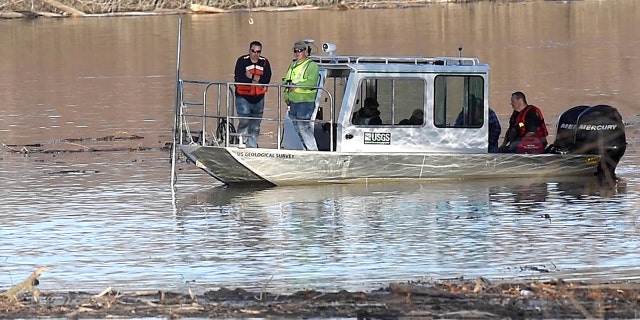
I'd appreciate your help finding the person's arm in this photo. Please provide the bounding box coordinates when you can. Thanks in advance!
[454,111,464,126]
[258,59,272,84]
[499,112,516,152]
[282,62,294,84]
[351,112,359,125]
[524,108,541,136]
[489,109,502,142]
[234,57,251,83]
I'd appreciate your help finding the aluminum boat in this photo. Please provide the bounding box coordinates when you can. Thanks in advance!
[171,32,625,187]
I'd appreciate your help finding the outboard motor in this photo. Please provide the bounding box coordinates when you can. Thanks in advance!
[553,105,591,151]
[551,105,626,176]
[573,105,626,174]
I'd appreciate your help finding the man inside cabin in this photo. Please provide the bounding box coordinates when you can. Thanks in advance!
[234,40,272,148]
[499,91,548,153]
[352,97,383,125]
[399,109,424,125]
[283,40,320,151]
[454,98,501,153]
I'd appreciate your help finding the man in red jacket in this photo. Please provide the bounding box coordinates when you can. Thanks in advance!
[499,91,549,153]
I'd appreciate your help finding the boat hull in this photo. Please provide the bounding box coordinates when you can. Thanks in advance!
[180,145,601,187]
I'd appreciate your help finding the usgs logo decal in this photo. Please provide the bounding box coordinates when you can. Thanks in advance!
[364,132,391,145]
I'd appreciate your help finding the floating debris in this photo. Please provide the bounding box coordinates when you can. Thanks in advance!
[2,134,167,154]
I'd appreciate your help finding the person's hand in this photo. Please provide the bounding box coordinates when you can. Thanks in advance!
[506,128,518,142]
[245,71,252,79]
[544,143,558,154]
[253,75,260,82]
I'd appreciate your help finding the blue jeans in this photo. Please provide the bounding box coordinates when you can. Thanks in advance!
[288,101,318,151]
[235,96,264,148]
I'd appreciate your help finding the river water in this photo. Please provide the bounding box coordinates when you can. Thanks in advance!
[1,1,640,294]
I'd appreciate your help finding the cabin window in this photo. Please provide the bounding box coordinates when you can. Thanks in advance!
[316,69,350,123]
[352,78,425,126]
[433,75,485,128]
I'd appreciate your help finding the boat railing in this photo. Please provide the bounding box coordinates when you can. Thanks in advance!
[177,79,334,150]
[312,55,480,66]
[177,79,229,147]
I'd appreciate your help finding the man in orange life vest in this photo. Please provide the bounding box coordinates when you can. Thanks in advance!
[234,41,272,148]
[499,91,549,153]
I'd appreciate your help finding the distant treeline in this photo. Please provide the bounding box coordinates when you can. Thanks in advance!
[1,0,481,18]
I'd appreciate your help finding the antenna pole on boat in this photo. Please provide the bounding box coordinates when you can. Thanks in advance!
[458,45,462,65]
[171,18,183,190]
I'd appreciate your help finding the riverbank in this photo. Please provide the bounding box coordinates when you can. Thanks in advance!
[1,0,506,19]
[3,278,640,319]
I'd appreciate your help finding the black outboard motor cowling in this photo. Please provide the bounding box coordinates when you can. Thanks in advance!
[573,104,626,174]
[554,105,591,151]
[552,104,626,175]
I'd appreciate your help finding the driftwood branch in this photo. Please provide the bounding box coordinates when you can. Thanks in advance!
[389,282,462,299]
[1,267,50,303]
[0,11,26,18]
[190,4,225,13]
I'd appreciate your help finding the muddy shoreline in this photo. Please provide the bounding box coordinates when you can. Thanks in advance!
[3,278,640,319]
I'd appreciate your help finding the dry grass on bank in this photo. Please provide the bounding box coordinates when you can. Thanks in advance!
[2,268,640,319]
[0,0,478,18]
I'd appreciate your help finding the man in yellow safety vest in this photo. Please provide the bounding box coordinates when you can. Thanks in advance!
[283,40,320,151]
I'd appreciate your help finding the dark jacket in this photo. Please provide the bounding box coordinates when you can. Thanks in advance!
[352,107,382,125]
[234,55,272,104]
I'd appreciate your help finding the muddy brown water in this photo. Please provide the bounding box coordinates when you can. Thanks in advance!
[1,1,640,296]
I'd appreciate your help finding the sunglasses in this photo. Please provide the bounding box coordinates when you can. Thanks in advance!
[293,48,305,53]
[251,49,262,54]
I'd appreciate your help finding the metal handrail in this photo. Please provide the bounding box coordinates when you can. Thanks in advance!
[311,55,480,66]
[177,80,334,150]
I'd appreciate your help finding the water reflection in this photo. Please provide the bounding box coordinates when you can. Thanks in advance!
[168,176,638,293]
[2,149,636,294]
[179,176,627,212]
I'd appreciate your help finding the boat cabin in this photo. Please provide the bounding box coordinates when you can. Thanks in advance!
[282,46,493,154]
[178,42,494,154]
